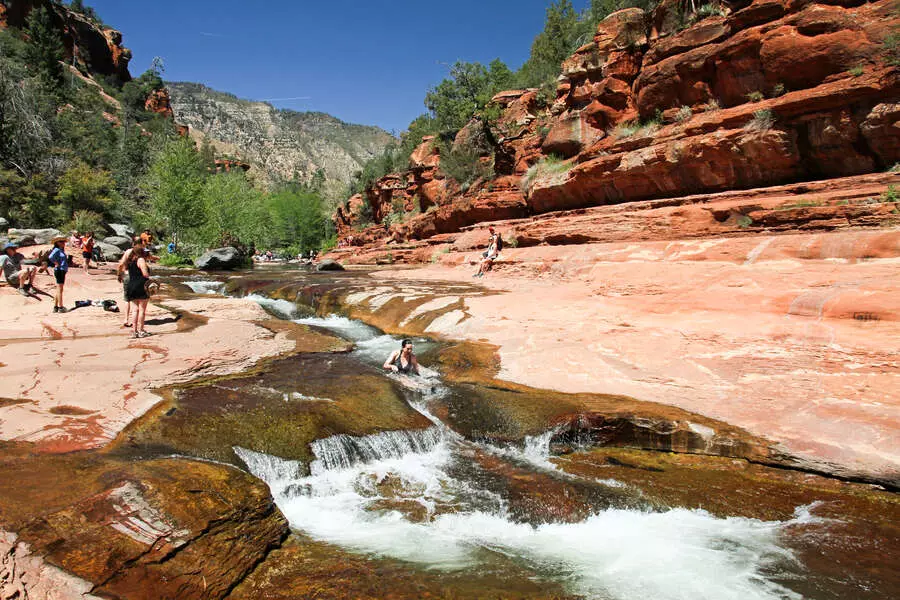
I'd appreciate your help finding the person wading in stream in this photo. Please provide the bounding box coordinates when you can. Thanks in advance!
[383,339,420,376]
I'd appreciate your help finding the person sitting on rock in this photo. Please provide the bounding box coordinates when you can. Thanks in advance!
[1,242,37,296]
[383,339,420,376]
[473,226,502,278]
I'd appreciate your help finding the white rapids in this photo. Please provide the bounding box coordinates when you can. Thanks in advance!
[236,309,816,599]
[238,430,815,600]
[184,280,226,295]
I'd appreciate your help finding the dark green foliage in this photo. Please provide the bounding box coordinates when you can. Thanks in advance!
[24,6,66,97]
[435,132,494,188]
[518,0,580,88]
[425,59,516,135]
[121,58,165,121]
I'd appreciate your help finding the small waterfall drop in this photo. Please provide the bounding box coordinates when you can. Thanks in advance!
[233,303,817,600]
[184,280,226,295]
[309,427,444,474]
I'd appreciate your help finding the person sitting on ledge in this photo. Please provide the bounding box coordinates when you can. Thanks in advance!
[1,242,37,296]
[473,226,502,278]
[383,339,420,376]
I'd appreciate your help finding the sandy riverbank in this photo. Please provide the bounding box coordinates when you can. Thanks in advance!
[0,257,294,452]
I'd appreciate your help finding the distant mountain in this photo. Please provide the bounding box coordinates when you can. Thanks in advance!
[166,82,395,198]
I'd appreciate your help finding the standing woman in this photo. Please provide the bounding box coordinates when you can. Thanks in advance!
[47,236,69,313]
[125,241,151,338]
[80,231,95,274]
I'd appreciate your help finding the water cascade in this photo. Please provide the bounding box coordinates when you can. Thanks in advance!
[232,309,820,600]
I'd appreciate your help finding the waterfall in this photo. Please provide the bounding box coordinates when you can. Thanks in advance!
[309,427,443,475]
[246,294,298,319]
[184,280,225,295]
[234,446,305,482]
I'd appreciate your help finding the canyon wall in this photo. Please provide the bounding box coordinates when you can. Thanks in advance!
[0,0,132,83]
[332,0,900,260]
[167,82,396,196]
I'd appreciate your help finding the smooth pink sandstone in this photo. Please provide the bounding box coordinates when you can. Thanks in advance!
[382,229,900,483]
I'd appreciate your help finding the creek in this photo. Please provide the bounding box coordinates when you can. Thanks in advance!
[154,270,899,599]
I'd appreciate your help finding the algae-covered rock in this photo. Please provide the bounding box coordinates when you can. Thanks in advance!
[119,353,433,470]
[0,447,287,600]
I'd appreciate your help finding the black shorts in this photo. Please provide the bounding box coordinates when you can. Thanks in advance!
[82,251,92,260]
[54,270,67,284]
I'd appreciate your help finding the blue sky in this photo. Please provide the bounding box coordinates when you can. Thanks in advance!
[86,0,590,133]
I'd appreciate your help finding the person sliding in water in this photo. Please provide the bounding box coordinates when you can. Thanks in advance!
[383,339,420,376]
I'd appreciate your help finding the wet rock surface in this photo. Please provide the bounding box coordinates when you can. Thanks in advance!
[0,444,287,600]
[118,352,433,468]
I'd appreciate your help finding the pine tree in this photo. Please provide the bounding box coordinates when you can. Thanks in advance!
[24,6,66,95]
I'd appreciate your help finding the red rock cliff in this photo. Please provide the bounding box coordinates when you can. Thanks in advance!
[332,0,899,259]
[0,0,132,83]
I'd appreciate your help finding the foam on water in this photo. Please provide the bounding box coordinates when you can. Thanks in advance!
[184,280,226,295]
[236,307,814,599]
[294,314,440,373]
[293,315,381,341]
[241,435,813,600]
[247,293,299,319]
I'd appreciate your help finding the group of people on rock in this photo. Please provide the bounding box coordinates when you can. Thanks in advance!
[2,229,159,338]
[3,235,72,312]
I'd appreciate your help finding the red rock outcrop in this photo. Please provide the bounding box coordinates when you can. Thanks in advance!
[144,87,174,118]
[0,0,132,83]
[331,0,900,261]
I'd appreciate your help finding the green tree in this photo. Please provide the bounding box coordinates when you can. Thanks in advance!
[141,137,207,238]
[425,59,516,135]
[121,58,165,121]
[266,187,327,253]
[518,0,580,88]
[55,160,118,223]
[24,6,66,96]
[199,171,265,248]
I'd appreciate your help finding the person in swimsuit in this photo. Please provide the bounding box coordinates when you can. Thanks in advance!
[124,241,152,338]
[383,339,420,376]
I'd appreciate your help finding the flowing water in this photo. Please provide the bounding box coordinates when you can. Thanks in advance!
[236,302,825,600]
[154,270,898,599]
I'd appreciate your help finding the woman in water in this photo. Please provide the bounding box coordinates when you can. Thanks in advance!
[383,339,420,376]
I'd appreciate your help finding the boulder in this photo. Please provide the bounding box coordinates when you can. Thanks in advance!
[106,223,134,238]
[8,228,60,245]
[103,236,132,250]
[0,216,7,229]
[96,242,123,262]
[315,258,345,272]
[7,234,35,247]
[195,247,245,270]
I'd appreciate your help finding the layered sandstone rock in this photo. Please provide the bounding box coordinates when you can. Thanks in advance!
[0,451,287,600]
[332,0,900,259]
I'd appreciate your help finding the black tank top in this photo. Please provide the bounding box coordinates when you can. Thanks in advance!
[394,353,414,374]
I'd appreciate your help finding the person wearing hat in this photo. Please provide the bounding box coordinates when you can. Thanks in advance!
[47,236,69,313]
[1,242,37,296]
